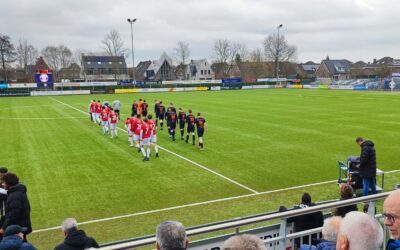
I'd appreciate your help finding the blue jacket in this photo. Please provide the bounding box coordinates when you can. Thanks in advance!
[387,239,400,250]
[299,240,336,250]
[0,235,36,250]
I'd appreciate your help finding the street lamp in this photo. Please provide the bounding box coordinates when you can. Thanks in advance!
[127,18,137,83]
[276,24,283,84]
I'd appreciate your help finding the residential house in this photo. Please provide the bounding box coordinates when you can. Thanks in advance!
[351,57,400,79]
[186,59,214,80]
[299,61,319,79]
[145,52,176,81]
[135,61,152,81]
[16,57,51,83]
[58,63,82,82]
[316,56,352,81]
[82,55,129,81]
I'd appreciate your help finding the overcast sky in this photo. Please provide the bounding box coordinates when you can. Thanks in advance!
[1,0,399,66]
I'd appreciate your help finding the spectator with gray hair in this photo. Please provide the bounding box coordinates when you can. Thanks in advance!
[300,216,342,250]
[222,234,266,250]
[156,220,188,250]
[383,189,400,250]
[54,218,99,250]
[336,211,383,250]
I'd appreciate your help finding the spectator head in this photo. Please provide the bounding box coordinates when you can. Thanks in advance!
[339,183,354,199]
[383,190,400,240]
[61,218,78,237]
[322,216,342,242]
[148,114,153,119]
[4,225,27,239]
[3,173,19,189]
[156,220,188,250]
[301,193,312,204]
[336,211,383,250]
[197,112,201,117]
[222,234,266,250]
[355,137,364,146]
[0,167,8,179]
[188,109,192,114]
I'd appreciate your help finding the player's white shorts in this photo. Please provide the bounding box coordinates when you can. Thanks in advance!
[95,113,101,120]
[110,123,117,130]
[102,121,109,127]
[128,130,133,136]
[133,134,140,141]
[141,138,150,146]
[91,113,96,121]
[150,134,157,143]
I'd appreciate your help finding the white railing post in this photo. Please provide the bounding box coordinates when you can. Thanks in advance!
[279,218,287,250]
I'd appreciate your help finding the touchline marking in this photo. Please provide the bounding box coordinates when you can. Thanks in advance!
[0,117,86,120]
[48,97,258,194]
[32,169,400,233]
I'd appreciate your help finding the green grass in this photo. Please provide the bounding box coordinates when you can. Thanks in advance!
[0,89,399,249]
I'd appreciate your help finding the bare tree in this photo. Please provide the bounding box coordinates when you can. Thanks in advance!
[263,34,297,78]
[0,34,16,82]
[42,46,61,76]
[173,41,190,79]
[16,39,38,81]
[58,44,72,69]
[101,29,127,57]
[212,39,240,78]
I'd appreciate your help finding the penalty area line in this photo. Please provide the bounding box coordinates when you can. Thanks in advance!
[48,97,258,195]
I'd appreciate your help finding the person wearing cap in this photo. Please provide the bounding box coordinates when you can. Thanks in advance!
[355,137,377,196]
[54,218,99,250]
[0,173,32,241]
[0,225,36,250]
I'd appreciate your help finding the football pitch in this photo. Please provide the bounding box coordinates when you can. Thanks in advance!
[1,89,400,248]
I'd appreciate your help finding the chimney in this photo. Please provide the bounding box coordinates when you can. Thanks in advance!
[326,56,330,61]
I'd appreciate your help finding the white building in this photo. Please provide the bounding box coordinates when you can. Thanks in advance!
[186,59,214,80]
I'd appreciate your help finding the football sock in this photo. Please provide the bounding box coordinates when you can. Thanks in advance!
[192,135,195,144]
[147,148,150,158]
[141,147,146,157]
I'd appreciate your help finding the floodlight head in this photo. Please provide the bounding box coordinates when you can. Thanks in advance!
[278,24,283,28]
[127,18,131,22]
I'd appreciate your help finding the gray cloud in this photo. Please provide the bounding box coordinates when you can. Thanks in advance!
[1,0,399,65]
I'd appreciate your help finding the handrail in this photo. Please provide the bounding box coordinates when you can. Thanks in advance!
[98,191,391,250]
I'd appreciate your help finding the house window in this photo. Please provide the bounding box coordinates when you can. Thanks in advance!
[119,62,122,64]
[201,70,203,75]
[109,62,112,65]
[98,62,101,65]
[208,70,210,74]
[87,62,91,65]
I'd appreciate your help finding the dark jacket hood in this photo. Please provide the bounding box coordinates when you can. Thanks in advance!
[8,183,27,194]
[0,235,23,250]
[361,140,374,148]
[64,229,91,247]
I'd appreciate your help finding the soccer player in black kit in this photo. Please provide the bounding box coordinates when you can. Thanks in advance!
[166,108,178,141]
[178,108,186,140]
[185,109,196,145]
[154,100,160,127]
[158,101,166,130]
[195,112,208,150]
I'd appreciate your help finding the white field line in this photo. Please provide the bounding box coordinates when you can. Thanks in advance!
[48,97,258,195]
[0,117,86,120]
[0,104,64,110]
[32,169,400,233]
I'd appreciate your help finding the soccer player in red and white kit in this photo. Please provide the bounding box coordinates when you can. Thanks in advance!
[147,114,159,157]
[109,109,118,138]
[140,117,152,161]
[132,115,143,152]
[89,100,96,122]
[125,117,133,145]
[100,106,109,134]
[95,100,102,124]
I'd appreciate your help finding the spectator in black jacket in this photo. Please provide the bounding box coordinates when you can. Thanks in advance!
[54,218,99,250]
[333,183,358,217]
[0,167,8,228]
[0,173,31,241]
[280,193,324,247]
[355,137,377,196]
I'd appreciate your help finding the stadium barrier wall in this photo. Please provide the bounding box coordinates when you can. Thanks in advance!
[329,85,353,90]
[115,87,208,94]
[30,90,90,96]
[98,192,390,250]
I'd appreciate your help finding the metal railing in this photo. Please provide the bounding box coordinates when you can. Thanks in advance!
[98,192,391,250]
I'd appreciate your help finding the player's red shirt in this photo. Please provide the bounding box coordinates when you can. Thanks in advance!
[105,106,111,115]
[90,102,96,112]
[101,109,109,121]
[95,103,102,113]
[132,118,143,135]
[141,122,151,139]
[110,112,118,124]
[125,119,131,130]
[147,119,156,135]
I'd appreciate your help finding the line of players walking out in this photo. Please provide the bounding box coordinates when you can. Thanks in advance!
[89,98,208,162]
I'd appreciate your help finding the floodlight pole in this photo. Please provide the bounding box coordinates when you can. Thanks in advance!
[276,24,283,84]
[127,18,137,83]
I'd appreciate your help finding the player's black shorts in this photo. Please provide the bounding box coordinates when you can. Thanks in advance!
[142,110,147,117]
[197,128,204,137]
[179,121,185,129]
[187,125,195,133]
[168,122,176,130]
[159,113,165,120]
